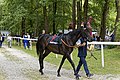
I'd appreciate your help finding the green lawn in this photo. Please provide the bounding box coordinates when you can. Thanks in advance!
[12,43,120,75]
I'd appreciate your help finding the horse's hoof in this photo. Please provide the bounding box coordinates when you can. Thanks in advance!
[76,76,80,80]
[41,72,44,75]
[76,77,79,80]
[39,70,44,75]
[75,74,80,80]
[57,74,61,77]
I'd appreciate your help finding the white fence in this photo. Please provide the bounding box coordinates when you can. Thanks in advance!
[11,37,120,68]
[88,41,120,67]
[12,37,37,50]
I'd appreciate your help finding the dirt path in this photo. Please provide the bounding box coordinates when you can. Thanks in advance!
[0,45,120,80]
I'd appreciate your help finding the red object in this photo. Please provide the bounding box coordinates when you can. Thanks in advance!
[50,35,57,42]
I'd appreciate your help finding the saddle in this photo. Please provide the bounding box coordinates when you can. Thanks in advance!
[48,34,62,44]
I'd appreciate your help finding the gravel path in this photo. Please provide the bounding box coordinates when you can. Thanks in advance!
[0,45,120,80]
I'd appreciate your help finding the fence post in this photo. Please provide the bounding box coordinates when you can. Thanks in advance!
[30,40,32,50]
[101,44,104,67]
[70,53,73,60]
[56,54,58,58]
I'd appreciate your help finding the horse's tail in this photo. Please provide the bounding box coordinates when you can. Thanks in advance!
[36,41,39,56]
[36,34,44,56]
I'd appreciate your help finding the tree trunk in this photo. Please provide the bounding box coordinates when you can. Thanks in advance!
[21,17,26,35]
[114,0,120,40]
[29,20,33,34]
[53,0,57,34]
[43,6,49,34]
[100,0,109,41]
[80,0,82,24]
[35,0,39,36]
[83,0,88,23]
[72,0,76,29]
[62,5,65,33]
[77,1,81,29]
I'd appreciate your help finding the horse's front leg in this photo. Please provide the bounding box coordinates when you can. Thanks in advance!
[57,55,66,77]
[39,54,44,75]
[66,53,76,76]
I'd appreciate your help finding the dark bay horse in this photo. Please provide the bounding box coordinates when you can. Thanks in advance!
[36,27,92,78]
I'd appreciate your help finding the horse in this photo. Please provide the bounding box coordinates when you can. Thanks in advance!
[36,27,92,78]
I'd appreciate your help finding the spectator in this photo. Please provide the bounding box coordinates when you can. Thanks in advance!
[27,33,30,49]
[110,33,115,42]
[92,34,97,41]
[96,33,101,49]
[110,31,115,42]
[23,33,28,49]
[7,34,12,48]
[0,33,3,48]
[87,16,93,37]
[42,30,46,34]
[15,34,21,46]
[2,34,5,43]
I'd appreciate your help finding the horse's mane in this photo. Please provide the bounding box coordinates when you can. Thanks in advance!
[66,29,81,38]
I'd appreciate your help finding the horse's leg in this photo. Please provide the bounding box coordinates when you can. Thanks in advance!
[39,50,44,75]
[66,53,76,75]
[39,49,51,75]
[57,55,66,77]
[43,50,51,59]
[36,41,44,75]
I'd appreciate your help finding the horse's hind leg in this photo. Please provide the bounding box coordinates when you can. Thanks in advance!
[57,55,66,77]
[39,49,50,75]
[39,50,44,75]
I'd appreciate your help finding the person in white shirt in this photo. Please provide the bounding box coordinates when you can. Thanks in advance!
[7,34,12,48]
[27,33,30,49]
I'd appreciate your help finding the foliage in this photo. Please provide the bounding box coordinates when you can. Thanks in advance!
[0,0,119,39]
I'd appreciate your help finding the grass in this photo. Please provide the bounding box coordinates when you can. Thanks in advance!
[11,42,120,75]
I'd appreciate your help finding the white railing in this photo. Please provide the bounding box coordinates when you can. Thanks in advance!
[11,37,120,68]
[88,41,120,67]
[12,37,37,50]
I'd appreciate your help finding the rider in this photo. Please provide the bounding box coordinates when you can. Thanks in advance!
[87,16,93,37]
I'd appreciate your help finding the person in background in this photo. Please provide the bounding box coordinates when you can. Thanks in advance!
[87,16,93,37]
[27,33,30,49]
[42,30,46,34]
[75,36,93,79]
[23,33,28,49]
[7,34,12,48]
[0,33,3,48]
[110,31,115,42]
[2,34,5,43]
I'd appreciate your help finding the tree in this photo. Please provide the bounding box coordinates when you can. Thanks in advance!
[77,0,82,29]
[114,0,120,40]
[100,0,109,41]
[83,0,88,23]
[72,0,76,29]
[53,0,57,34]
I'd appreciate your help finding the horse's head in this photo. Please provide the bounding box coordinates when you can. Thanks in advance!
[80,27,92,42]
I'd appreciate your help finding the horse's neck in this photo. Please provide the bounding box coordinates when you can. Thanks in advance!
[67,30,81,45]
[72,35,81,45]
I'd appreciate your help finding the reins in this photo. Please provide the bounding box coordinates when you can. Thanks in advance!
[61,39,76,48]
